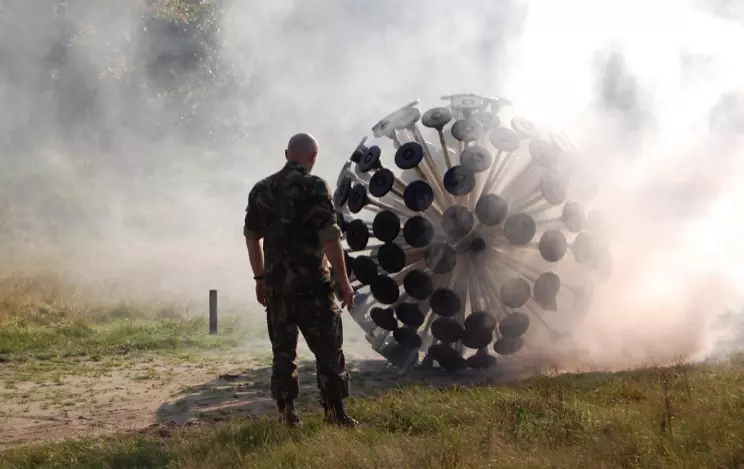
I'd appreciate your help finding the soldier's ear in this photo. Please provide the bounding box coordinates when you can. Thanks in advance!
[285,149,288,159]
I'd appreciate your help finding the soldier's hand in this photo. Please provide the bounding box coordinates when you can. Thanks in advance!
[338,279,355,311]
[255,280,267,307]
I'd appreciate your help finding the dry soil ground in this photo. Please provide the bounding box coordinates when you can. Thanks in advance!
[1,351,257,450]
[0,345,528,452]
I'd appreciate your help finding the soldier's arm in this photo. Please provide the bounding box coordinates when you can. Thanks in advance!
[244,187,265,279]
[309,178,350,284]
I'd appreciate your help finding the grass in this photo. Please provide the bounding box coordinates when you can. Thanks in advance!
[1,356,743,469]
[0,270,203,327]
[0,270,251,362]
[0,317,243,361]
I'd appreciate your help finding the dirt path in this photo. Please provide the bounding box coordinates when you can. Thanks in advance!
[0,352,257,450]
[0,346,541,452]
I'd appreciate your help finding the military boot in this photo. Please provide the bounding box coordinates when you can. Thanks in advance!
[322,398,358,427]
[277,400,302,427]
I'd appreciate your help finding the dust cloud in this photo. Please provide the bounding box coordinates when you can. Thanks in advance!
[502,0,744,369]
[1,1,742,366]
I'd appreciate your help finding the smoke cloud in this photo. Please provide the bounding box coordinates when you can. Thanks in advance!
[505,0,744,368]
[1,0,742,366]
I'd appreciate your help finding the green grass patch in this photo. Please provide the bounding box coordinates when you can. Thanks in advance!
[2,358,743,468]
[0,317,243,361]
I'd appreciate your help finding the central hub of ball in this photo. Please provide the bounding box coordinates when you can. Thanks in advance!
[470,237,487,253]
[441,205,474,239]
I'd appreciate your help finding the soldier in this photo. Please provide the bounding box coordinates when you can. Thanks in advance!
[243,133,358,427]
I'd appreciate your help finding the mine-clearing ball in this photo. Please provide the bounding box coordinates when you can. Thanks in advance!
[333,93,611,372]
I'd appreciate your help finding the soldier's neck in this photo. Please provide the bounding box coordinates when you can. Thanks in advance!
[285,159,311,173]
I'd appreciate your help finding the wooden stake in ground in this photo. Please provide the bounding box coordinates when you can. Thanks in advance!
[209,289,218,335]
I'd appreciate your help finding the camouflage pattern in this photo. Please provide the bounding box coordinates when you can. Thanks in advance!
[265,283,349,403]
[244,160,350,402]
[244,160,342,289]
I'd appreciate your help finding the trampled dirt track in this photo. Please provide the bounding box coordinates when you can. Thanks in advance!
[1,348,533,451]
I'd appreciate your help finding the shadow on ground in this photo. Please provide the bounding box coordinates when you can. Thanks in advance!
[154,357,530,426]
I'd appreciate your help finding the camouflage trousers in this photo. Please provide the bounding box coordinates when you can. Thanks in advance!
[265,283,350,405]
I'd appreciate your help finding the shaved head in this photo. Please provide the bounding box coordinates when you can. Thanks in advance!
[285,133,319,170]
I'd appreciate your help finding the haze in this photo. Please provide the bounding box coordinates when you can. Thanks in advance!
[1,0,742,368]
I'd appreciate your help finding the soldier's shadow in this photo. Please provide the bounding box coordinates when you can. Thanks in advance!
[154,358,506,426]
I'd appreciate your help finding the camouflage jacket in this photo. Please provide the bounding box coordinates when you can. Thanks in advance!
[243,160,342,289]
